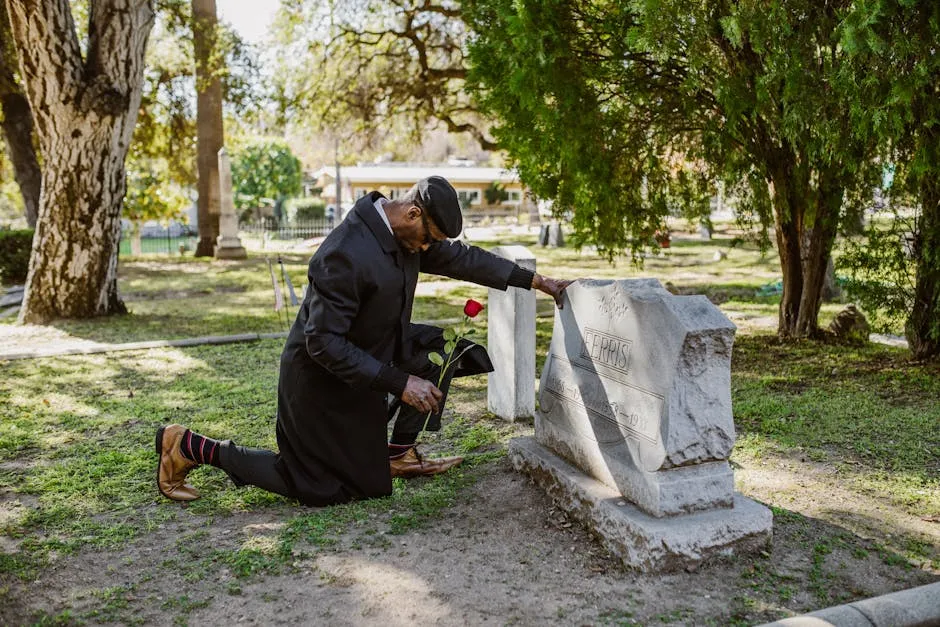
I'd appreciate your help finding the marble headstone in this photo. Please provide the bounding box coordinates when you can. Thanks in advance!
[536,279,737,517]
[511,278,772,570]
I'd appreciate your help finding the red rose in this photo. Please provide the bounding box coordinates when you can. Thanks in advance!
[463,299,484,318]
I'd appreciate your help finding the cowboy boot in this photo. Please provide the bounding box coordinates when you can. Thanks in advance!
[390,445,463,478]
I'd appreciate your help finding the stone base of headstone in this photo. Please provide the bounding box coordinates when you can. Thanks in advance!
[536,418,735,516]
[509,436,773,572]
[215,238,247,259]
[214,217,247,259]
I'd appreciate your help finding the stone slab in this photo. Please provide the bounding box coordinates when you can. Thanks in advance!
[759,581,940,626]
[0,290,23,307]
[509,436,773,573]
[0,332,284,361]
[0,306,20,320]
[487,245,536,421]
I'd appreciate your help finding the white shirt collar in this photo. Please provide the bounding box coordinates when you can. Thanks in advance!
[373,197,393,234]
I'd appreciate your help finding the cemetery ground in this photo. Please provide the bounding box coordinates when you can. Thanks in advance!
[0,228,937,625]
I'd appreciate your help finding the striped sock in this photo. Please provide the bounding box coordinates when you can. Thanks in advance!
[179,429,221,467]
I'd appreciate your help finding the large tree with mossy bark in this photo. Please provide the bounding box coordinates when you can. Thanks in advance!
[5,0,154,323]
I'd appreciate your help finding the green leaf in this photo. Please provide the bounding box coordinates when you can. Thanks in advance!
[443,328,456,341]
[464,328,476,335]
[444,341,456,355]
[428,352,444,366]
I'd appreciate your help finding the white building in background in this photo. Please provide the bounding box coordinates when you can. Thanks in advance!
[309,162,532,219]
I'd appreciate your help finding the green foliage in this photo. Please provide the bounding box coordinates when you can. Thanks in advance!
[0,228,33,284]
[465,0,875,258]
[0,150,25,225]
[286,198,326,222]
[483,181,509,205]
[838,0,940,359]
[230,140,303,210]
[130,3,262,190]
[837,215,914,334]
[465,0,889,338]
[123,161,190,225]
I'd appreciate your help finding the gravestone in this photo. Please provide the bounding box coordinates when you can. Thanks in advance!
[509,279,772,571]
[487,246,536,421]
[215,147,247,260]
[538,224,549,246]
[538,223,565,247]
[547,223,565,247]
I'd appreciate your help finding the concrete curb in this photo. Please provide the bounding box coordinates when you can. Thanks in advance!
[0,316,497,361]
[757,581,940,627]
[0,331,291,361]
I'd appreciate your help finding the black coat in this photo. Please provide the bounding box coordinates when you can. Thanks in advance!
[274,192,519,506]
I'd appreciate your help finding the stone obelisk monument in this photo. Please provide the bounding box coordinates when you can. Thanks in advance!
[215,147,247,260]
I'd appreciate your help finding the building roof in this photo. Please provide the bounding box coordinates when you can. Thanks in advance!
[311,164,520,185]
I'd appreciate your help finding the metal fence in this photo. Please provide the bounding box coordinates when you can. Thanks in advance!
[239,219,335,241]
[117,220,335,256]
[118,226,198,256]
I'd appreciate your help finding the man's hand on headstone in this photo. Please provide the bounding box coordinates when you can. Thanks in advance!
[533,274,575,309]
[402,375,443,414]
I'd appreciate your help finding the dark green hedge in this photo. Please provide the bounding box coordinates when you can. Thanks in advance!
[289,198,327,222]
[0,229,33,285]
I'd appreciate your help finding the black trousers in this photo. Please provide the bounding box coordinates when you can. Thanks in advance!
[218,340,465,499]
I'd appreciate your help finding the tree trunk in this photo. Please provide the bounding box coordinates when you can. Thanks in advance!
[795,177,842,336]
[769,159,841,338]
[0,90,40,227]
[906,159,940,360]
[7,0,154,323]
[0,1,41,227]
[192,0,223,257]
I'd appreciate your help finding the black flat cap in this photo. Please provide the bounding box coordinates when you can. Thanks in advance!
[416,176,462,238]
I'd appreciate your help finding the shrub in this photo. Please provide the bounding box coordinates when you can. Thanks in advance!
[0,229,33,285]
[288,198,327,222]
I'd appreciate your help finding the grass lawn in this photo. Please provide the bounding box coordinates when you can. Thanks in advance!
[0,224,937,624]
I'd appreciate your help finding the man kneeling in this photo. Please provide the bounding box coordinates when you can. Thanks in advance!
[156,176,571,506]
